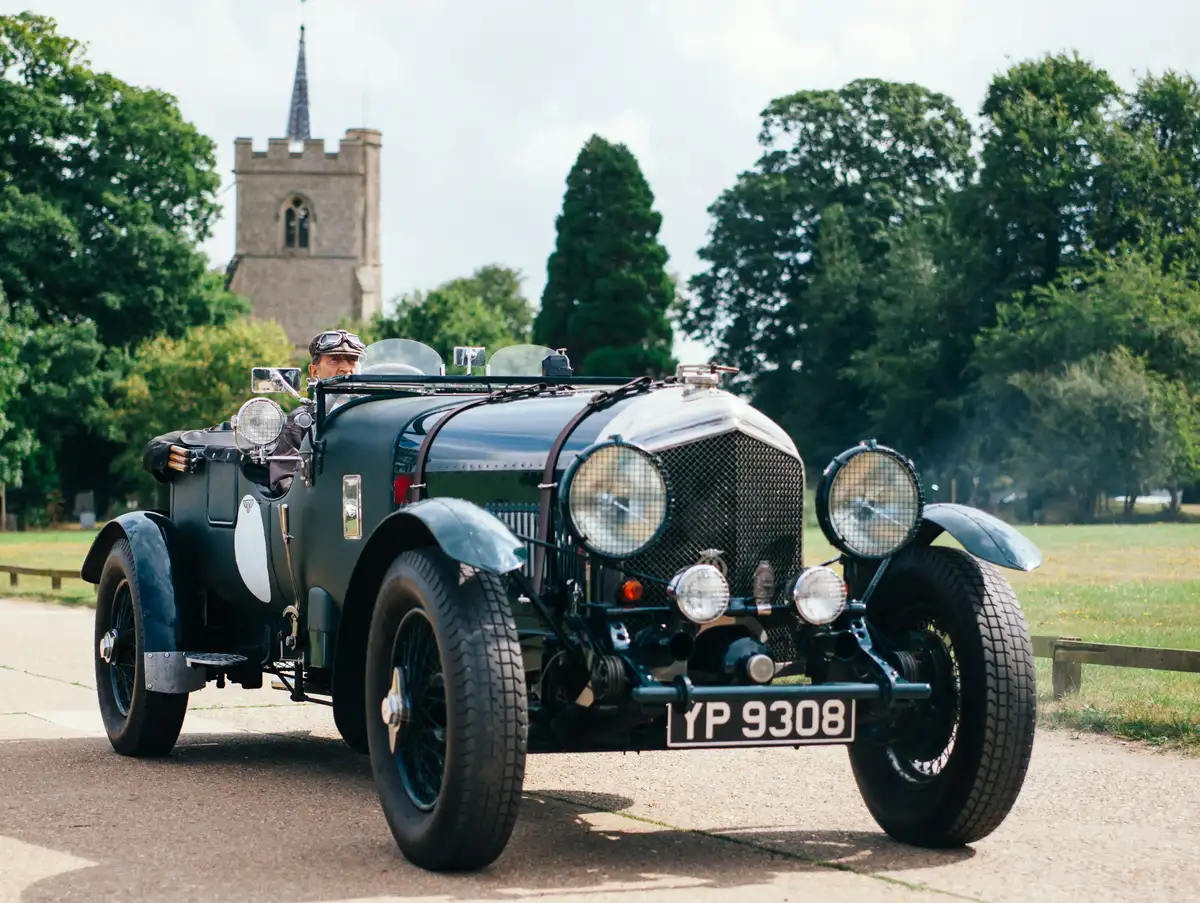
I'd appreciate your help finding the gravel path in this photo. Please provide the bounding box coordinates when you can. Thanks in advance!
[2,596,1196,903]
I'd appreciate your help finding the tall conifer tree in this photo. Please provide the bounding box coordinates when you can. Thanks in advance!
[534,135,676,376]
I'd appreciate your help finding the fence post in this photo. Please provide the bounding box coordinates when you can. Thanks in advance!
[1052,637,1083,699]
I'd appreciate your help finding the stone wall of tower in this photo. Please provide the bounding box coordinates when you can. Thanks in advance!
[227,128,382,348]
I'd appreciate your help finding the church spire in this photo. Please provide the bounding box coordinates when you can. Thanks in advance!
[286,25,310,141]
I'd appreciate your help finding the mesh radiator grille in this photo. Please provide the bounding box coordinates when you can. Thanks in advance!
[627,431,804,605]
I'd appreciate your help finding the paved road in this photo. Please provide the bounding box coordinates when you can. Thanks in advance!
[1,596,1197,903]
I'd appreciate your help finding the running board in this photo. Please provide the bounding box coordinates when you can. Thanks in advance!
[144,652,251,694]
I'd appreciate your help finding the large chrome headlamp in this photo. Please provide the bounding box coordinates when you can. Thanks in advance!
[560,439,670,559]
[816,440,923,559]
[232,397,286,448]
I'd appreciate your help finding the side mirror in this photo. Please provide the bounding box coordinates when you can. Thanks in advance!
[251,367,304,396]
[453,346,486,374]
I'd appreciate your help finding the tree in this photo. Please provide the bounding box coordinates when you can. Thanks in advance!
[681,79,975,467]
[969,247,1200,512]
[1005,349,1187,520]
[1121,70,1200,273]
[968,53,1126,301]
[0,291,33,487]
[370,284,522,368]
[0,13,247,518]
[0,13,244,347]
[354,264,535,369]
[1152,377,1200,513]
[976,247,1200,385]
[845,214,972,476]
[534,135,676,376]
[438,264,532,342]
[105,318,297,505]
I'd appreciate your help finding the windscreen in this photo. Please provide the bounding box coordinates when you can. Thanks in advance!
[356,338,445,376]
[485,344,556,376]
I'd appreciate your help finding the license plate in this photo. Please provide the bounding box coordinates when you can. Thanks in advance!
[666,696,856,748]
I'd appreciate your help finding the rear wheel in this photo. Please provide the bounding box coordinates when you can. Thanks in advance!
[849,544,1036,847]
[94,539,189,756]
[365,546,528,871]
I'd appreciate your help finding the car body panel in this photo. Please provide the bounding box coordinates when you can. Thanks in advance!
[234,494,273,603]
[919,502,1043,572]
[371,498,527,575]
[595,385,800,459]
[155,426,289,611]
[81,510,185,654]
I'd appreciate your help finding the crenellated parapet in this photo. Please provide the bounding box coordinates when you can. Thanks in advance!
[233,129,382,174]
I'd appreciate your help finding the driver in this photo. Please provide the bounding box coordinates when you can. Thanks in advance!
[265,330,365,492]
[142,329,366,492]
[306,329,366,381]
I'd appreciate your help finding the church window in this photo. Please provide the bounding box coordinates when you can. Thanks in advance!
[284,197,311,249]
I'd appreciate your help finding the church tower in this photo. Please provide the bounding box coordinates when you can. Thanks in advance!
[226,25,382,347]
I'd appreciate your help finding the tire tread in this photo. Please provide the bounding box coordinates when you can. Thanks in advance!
[95,538,189,757]
[368,548,527,871]
[932,547,1036,843]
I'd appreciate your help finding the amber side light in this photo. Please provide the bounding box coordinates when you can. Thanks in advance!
[619,579,644,604]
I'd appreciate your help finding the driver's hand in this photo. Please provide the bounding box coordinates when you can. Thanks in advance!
[167,445,202,474]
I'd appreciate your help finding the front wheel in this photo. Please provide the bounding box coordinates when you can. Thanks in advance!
[365,546,528,872]
[849,544,1036,847]
[94,538,189,756]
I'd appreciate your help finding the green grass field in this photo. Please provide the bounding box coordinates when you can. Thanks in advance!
[2,520,1197,751]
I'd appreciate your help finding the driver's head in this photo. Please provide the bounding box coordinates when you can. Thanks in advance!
[308,329,365,379]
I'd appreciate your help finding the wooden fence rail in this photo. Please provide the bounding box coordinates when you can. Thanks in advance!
[1032,635,1200,698]
[0,564,81,591]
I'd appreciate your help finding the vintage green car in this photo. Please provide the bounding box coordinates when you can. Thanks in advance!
[81,338,1042,872]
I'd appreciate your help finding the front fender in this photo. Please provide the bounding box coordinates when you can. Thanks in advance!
[916,503,1042,572]
[80,510,194,656]
[382,497,527,575]
[81,511,206,694]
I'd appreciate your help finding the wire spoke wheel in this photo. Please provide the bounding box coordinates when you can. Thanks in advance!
[882,618,961,782]
[106,580,138,717]
[391,608,447,811]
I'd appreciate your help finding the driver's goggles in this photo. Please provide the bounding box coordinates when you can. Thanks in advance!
[312,330,365,354]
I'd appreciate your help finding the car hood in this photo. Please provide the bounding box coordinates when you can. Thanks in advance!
[406,384,797,474]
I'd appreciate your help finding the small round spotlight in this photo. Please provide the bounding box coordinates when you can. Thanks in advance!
[668,564,730,624]
[791,566,848,625]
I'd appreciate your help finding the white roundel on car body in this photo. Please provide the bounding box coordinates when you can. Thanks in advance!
[234,494,272,603]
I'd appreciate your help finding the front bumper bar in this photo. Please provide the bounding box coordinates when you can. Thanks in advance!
[631,677,932,706]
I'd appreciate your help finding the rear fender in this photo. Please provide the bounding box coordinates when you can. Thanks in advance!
[915,503,1043,572]
[81,510,204,693]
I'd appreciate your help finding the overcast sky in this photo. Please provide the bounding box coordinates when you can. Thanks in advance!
[19,0,1200,361]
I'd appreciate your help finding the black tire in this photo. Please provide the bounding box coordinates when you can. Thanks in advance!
[365,546,528,871]
[94,538,189,757]
[849,544,1036,847]
[333,690,370,754]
